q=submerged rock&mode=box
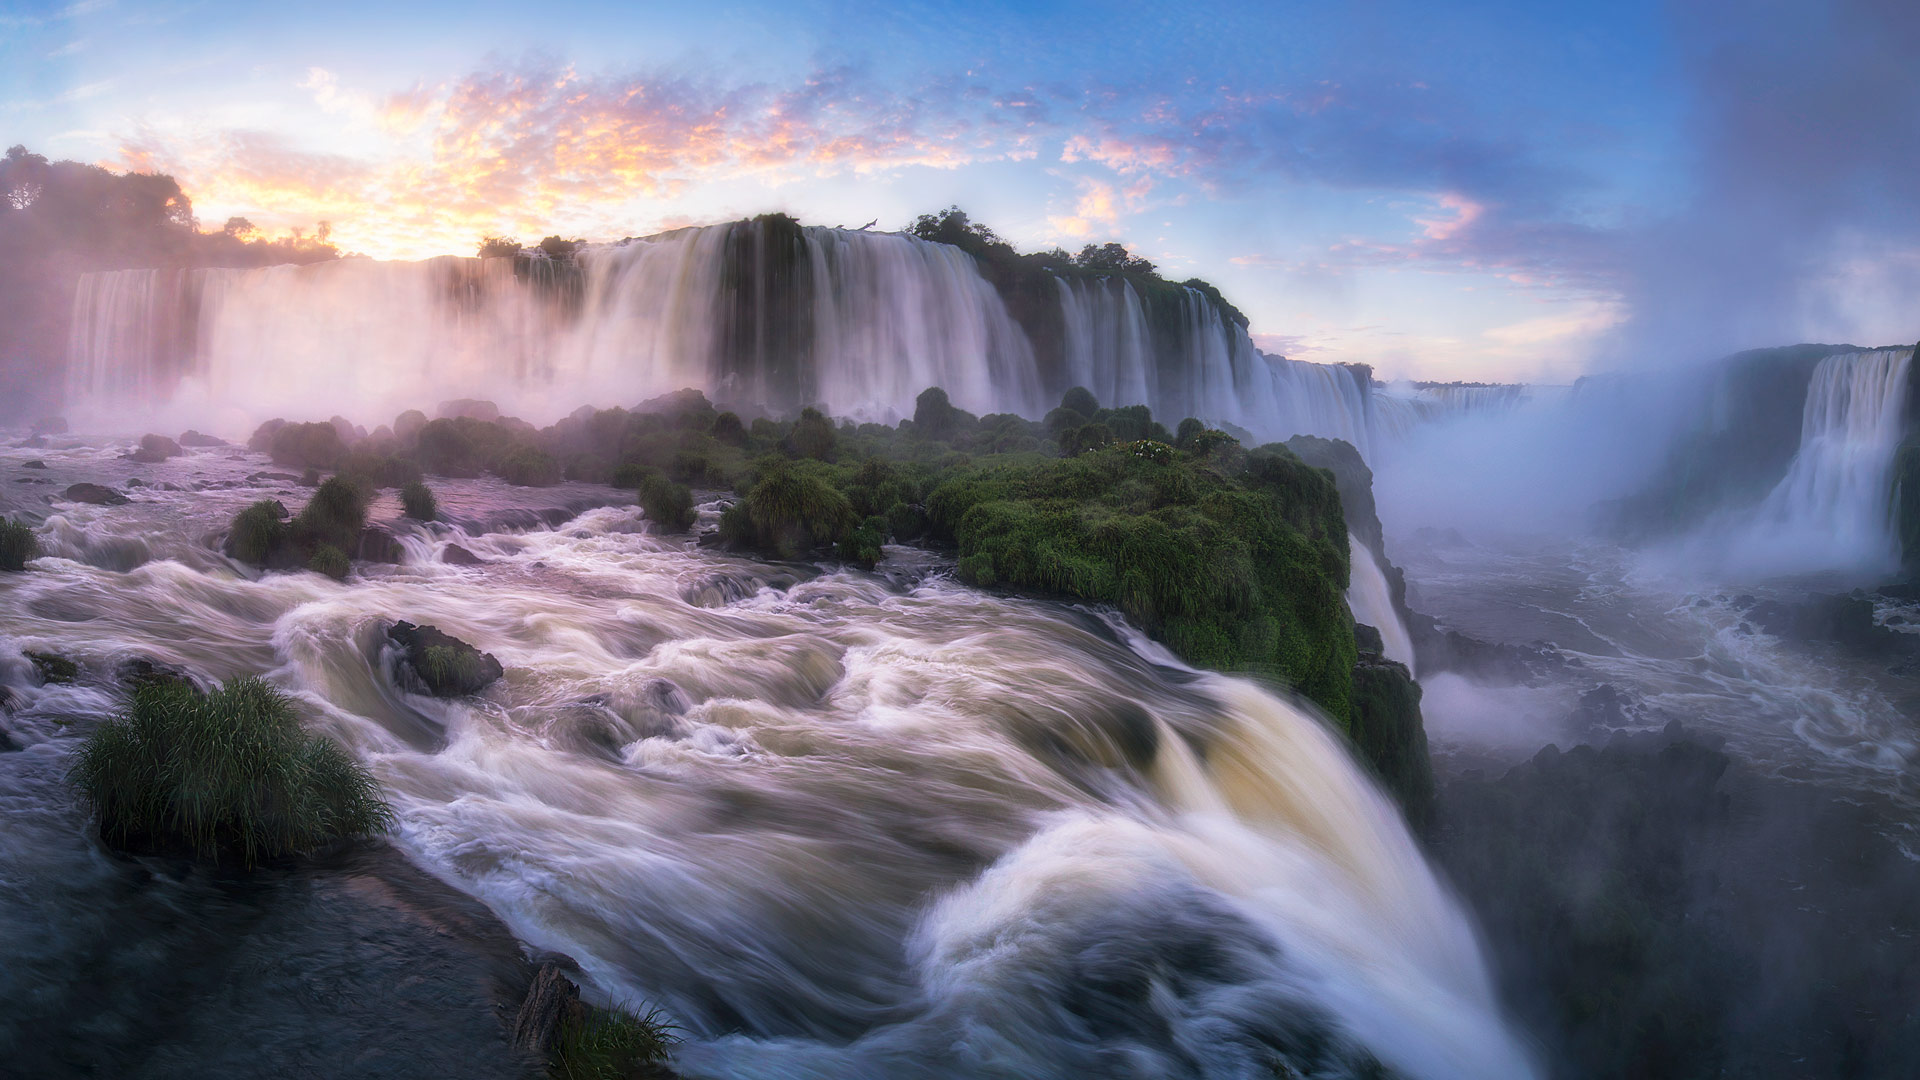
[387,621,504,697]
[26,650,78,685]
[63,482,130,506]
[441,544,485,566]
[21,459,46,469]
[119,656,196,691]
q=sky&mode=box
[4,0,1919,382]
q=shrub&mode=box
[341,450,421,490]
[68,677,393,865]
[720,460,854,560]
[836,514,887,569]
[1060,386,1100,418]
[401,480,438,521]
[291,476,369,551]
[711,411,747,446]
[551,1003,676,1080]
[913,387,961,441]
[637,475,696,533]
[228,500,290,565]
[498,445,561,486]
[0,516,37,571]
[791,406,837,460]
[269,421,348,471]
[308,543,349,580]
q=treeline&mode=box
[0,145,339,420]
[234,387,1432,822]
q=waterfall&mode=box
[1348,537,1416,671]
[67,222,1375,445]
[1737,348,1914,573]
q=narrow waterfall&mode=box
[1740,348,1913,572]
[1348,537,1416,671]
[66,222,1376,445]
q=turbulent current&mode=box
[0,440,1534,1080]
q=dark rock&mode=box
[1349,655,1434,833]
[1353,622,1386,658]
[177,429,228,447]
[1746,590,1902,652]
[442,544,484,566]
[21,459,46,469]
[512,962,588,1056]
[125,478,145,487]
[119,657,196,691]
[355,526,404,564]
[63,482,129,506]
[26,651,78,685]
[387,621,504,697]
[131,434,185,463]
[1408,610,1564,683]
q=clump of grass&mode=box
[291,475,370,550]
[718,459,854,559]
[551,1004,677,1080]
[636,475,696,533]
[68,677,394,865]
[307,542,349,580]
[228,500,289,565]
[0,516,38,571]
[401,480,438,521]
[420,644,488,692]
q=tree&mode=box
[537,235,582,260]
[1074,241,1155,277]
[477,235,520,258]
[224,216,256,238]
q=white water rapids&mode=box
[0,442,1535,1079]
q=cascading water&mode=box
[0,445,1535,1079]
[66,222,1373,448]
[1348,537,1416,670]
[1733,348,1914,574]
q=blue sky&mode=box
[4,0,1917,381]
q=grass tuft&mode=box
[68,677,393,865]
[550,1004,677,1080]
[401,480,438,521]
[0,516,38,571]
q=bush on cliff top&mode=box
[69,677,393,865]
[927,435,1356,725]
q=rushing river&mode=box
[0,437,1535,1080]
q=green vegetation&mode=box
[269,421,349,471]
[635,474,697,533]
[498,445,562,486]
[226,477,367,571]
[1350,657,1434,831]
[925,423,1355,722]
[68,677,392,865]
[388,621,504,697]
[0,516,37,571]
[307,542,349,580]
[719,459,855,560]
[401,480,438,521]
[550,1003,676,1080]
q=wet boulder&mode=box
[21,460,46,469]
[178,429,228,448]
[441,544,484,566]
[63,483,130,506]
[355,526,405,564]
[512,962,588,1056]
[26,651,78,685]
[387,621,503,697]
[131,434,185,463]
[119,657,197,691]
